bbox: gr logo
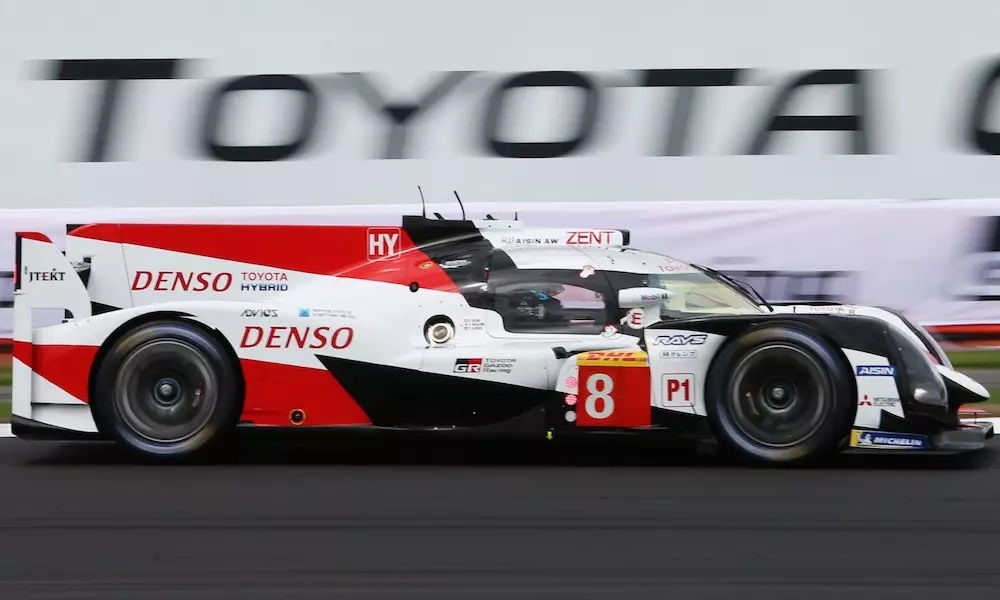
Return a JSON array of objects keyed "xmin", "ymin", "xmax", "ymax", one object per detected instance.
[
  {"xmin": 454, "ymin": 358, "xmax": 483, "ymax": 373},
  {"xmin": 653, "ymin": 333, "xmax": 707, "ymax": 346}
]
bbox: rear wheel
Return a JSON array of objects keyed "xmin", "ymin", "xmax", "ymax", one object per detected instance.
[
  {"xmin": 705, "ymin": 324, "xmax": 854, "ymax": 465},
  {"xmin": 92, "ymin": 320, "xmax": 241, "ymax": 460}
]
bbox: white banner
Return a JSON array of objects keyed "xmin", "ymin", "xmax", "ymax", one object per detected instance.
[
  {"xmin": 4, "ymin": 199, "xmax": 1000, "ymax": 339},
  {"xmin": 0, "ymin": 0, "xmax": 999, "ymax": 208}
]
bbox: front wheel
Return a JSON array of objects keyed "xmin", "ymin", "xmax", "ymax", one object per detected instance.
[
  {"xmin": 92, "ymin": 320, "xmax": 242, "ymax": 461},
  {"xmin": 705, "ymin": 324, "xmax": 854, "ymax": 465}
]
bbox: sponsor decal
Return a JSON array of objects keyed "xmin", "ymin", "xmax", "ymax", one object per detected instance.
[
  {"xmin": 564, "ymin": 376, "xmax": 579, "ymax": 390},
  {"xmin": 858, "ymin": 394, "xmax": 899, "ymax": 408},
  {"xmin": 454, "ymin": 357, "xmax": 516, "ymax": 374},
  {"xmin": 239, "ymin": 326, "xmax": 354, "ymax": 350},
  {"xmin": 659, "ymin": 349, "xmax": 698, "ymax": 359},
  {"xmin": 850, "ymin": 430, "xmax": 929, "ymax": 450},
  {"xmin": 578, "ymin": 350, "xmax": 648, "ymax": 367},
  {"xmin": 461, "ymin": 318, "xmax": 485, "ymax": 331},
  {"xmin": 367, "ymin": 228, "xmax": 402, "ymax": 260},
  {"xmin": 419, "ymin": 261, "xmax": 434, "ymax": 269},
  {"xmin": 579, "ymin": 265, "xmax": 596, "ymax": 279},
  {"xmin": 241, "ymin": 271, "xmax": 289, "ymax": 293},
  {"xmin": 298, "ymin": 308, "xmax": 355, "ymax": 319},
  {"xmin": 567, "ymin": 231, "xmax": 617, "ymax": 245},
  {"xmin": 856, "ymin": 365, "xmax": 896, "ymax": 376},
  {"xmin": 625, "ymin": 308, "xmax": 644, "ymax": 329},
  {"xmin": 663, "ymin": 374, "xmax": 695, "ymax": 406},
  {"xmin": 601, "ymin": 324, "xmax": 620, "ymax": 338},
  {"xmin": 807, "ymin": 305, "xmax": 857, "ymax": 315},
  {"xmin": 440, "ymin": 259, "xmax": 471, "ymax": 269},
  {"xmin": 499, "ymin": 236, "xmax": 560, "ymax": 245},
  {"xmin": 656, "ymin": 262, "xmax": 692, "ymax": 273},
  {"xmin": 24, "ymin": 267, "xmax": 66, "ymax": 283},
  {"xmin": 653, "ymin": 333, "xmax": 708, "ymax": 346},
  {"xmin": 241, "ymin": 308, "xmax": 278, "ymax": 318},
  {"xmin": 564, "ymin": 394, "xmax": 578, "ymax": 406},
  {"xmin": 639, "ymin": 292, "xmax": 669, "ymax": 301},
  {"xmin": 132, "ymin": 270, "xmax": 233, "ymax": 292}
]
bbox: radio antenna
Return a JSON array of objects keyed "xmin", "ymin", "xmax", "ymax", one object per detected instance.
[
  {"xmin": 417, "ymin": 185, "xmax": 427, "ymax": 218},
  {"xmin": 453, "ymin": 190, "xmax": 466, "ymax": 220}
]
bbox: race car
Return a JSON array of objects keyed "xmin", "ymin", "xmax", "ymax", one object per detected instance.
[{"xmin": 8, "ymin": 212, "xmax": 994, "ymax": 464}]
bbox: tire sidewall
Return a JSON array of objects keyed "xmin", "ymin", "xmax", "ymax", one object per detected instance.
[
  {"xmin": 92, "ymin": 320, "xmax": 241, "ymax": 460},
  {"xmin": 705, "ymin": 324, "xmax": 854, "ymax": 464}
]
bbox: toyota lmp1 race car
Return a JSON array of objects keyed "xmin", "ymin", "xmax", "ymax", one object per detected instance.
[{"xmin": 8, "ymin": 211, "xmax": 995, "ymax": 464}]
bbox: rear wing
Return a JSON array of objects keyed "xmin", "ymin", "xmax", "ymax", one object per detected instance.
[{"xmin": 12, "ymin": 232, "xmax": 94, "ymax": 420}]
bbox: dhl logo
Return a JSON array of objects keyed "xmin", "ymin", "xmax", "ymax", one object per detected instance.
[{"xmin": 577, "ymin": 350, "xmax": 649, "ymax": 367}]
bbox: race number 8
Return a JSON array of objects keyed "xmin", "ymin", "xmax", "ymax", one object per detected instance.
[{"xmin": 584, "ymin": 373, "xmax": 615, "ymax": 419}]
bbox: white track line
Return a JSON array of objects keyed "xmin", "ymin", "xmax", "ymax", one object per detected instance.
[{"xmin": 1, "ymin": 419, "xmax": 1000, "ymax": 440}]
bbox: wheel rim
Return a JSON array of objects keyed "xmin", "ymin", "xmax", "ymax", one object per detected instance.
[
  {"xmin": 726, "ymin": 342, "xmax": 831, "ymax": 448},
  {"xmin": 112, "ymin": 339, "xmax": 219, "ymax": 444}
]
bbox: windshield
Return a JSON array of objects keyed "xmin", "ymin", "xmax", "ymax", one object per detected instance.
[{"xmin": 637, "ymin": 271, "xmax": 765, "ymax": 318}]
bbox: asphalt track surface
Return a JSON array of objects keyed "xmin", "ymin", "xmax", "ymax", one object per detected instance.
[{"xmin": 2, "ymin": 432, "xmax": 1000, "ymax": 600}]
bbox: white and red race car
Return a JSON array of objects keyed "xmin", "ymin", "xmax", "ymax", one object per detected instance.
[{"xmin": 9, "ymin": 212, "xmax": 994, "ymax": 463}]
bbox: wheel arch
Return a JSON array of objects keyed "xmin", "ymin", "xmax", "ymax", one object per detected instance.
[
  {"xmin": 701, "ymin": 318, "xmax": 859, "ymax": 435},
  {"xmin": 87, "ymin": 310, "xmax": 247, "ymax": 433}
]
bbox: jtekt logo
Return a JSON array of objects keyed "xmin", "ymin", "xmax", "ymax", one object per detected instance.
[{"xmin": 367, "ymin": 228, "xmax": 401, "ymax": 260}]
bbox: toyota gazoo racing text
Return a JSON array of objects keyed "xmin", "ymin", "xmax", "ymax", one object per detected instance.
[{"xmin": 8, "ymin": 213, "xmax": 994, "ymax": 464}]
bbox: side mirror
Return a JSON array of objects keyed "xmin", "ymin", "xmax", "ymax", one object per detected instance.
[{"xmin": 618, "ymin": 287, "xmax": 673, "ymax": 309}]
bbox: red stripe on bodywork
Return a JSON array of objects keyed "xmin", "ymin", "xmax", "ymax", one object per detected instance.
[
  {"xmin": 12, "ymin": 340, "xmax": 32, "ymax": 369},
  {"xmin": 70, "ymin": 223, "xmax": 459, "ymax": 292},
  {"xmin": 16, "ymin": 232, "xmax": 52, "ymax": 243},
  {"xmin": 30, "ymin": 344, "xmax": 100, "ymax": 403},
  {"xmin": 239, "ymin": 358, "xmax": 372, "ymax": 427}
]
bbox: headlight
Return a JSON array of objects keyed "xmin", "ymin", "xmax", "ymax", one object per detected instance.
[{"xmin": 888, "ymin": 327, "xmax": 948, "ymax": 407}]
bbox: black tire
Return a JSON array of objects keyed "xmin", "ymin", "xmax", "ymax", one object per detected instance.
[
  {"xmin": 705, "ymin": 324, "xmax": 854, "ymax": 465},
  {"xmin": 92, "ymin": 320, "xmax": 242, "ymax": 461}
]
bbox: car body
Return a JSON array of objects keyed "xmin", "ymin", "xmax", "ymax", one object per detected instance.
[{"xmin": 9, "ymin": 213, "xmax": 994, "ymax": 463}]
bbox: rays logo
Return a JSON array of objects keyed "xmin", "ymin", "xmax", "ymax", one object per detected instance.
[{"xmin": 653, "ymin": 334, "xmax": 707, "ymax": 346}]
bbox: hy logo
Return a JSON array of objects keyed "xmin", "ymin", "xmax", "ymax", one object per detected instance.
[{"xmin": 367, "ymin": 228, "xmax": 401, "ymax": 260}]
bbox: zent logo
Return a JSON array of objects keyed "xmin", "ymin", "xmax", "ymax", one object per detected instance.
[
  {"xmin": 567, "ymin": 230, "xmax": 616, "ymax": 245},
  {"xmin": 653, "ymin": 334, "xmax": 707, "ymax": 346},
  {"xmin": 132, "ymin": 271, "xmax": 232, "ymax": 292},
  {"xmin": 454, "ymin": 358, "xmax": 484, "ymax": 373},
  {"xmin": 367, "ymin": 227, "xmax": 402, "ymax": 260},
  {"xmin": 856, "ymin": 365, "xmax": 896, "ymax": 376}
]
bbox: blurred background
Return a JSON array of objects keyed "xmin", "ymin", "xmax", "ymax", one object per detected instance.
[{"xmin": 4, "ymin": 0, "xmax": 1000, "ymax": 417}]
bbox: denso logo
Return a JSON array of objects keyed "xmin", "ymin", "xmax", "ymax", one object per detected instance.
[
  {"xmin": 240, "ymin": 326, "xmax": 354, "ymax": 350},
  {"xmin": 567, "ymin": 230, "xmax": 616, "ymax": 245},
  {"xmin": 132, "ymin": 271, "xmax": 232, "ymax": 292},
  {"xmin": 856, "ymin": 365, "xmax": 896, "ymax": 376},
  {"xmin": 653, "ymin": 334, "xmax": 707, "ymax": 346}
]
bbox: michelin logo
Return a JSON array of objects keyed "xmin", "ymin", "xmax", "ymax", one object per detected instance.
[
  {"xmin": 850, "ymin": 430, "xmax": 928, "ymax": 450},
  {"xmin": 856, "ymin": 365, "xmax": 896, "ymax": 377}
]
